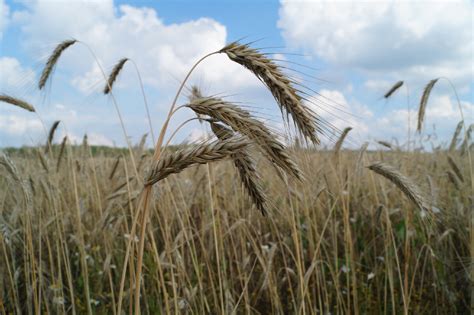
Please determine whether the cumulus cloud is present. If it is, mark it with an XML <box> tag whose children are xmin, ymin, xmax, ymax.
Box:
<box><xmin>14</xmin><ymin>1</ymin><xmax>258</xmax><ymax>95</ymax></box>
<box><xmin>0</xmin><ymin>57</ymin><xmax>36</xmax><ymax>90</ymax></box>
<box><xmin>0</xmin><ymin>114</ymin><xmax>42</xmax><ymax>135</ymax></box>
<box><xmin>278</xmin><ymin>0</ymin><xmax>473</xmax><ymax>87</ymax></box>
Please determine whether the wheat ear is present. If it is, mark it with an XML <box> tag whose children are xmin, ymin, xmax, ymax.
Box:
<box><xmin>220</xmin><ymin>42</ymin><xmax>319</xmax><ymax>144</ymax></box>
<box><xmin>38</xmin><ymin>39</ymin><xmax>77</xmax><ymax>89</ymax></box>
<box><xmin>45</xmin><ymin>120</ymin><xmax>60</xmax><ymax>153</ymax></box>
<box><xmin>417</xmin><ymin>78</ymin><xmax>439</xmax><ymax>132</ymax></box>
<box><xmin>368</xmin><ymin>162</ymin><xmax>430</xmax><ymax>212</ymax></box>
<box><xmin>0</xmin><ymin>94</ymin><xmax>35</xmax><ymax>112</ymax></box>
<box><xmin>210</xmin><ymin>122</ymin><xmax>267</xmax><ymax>215</ymax></box>
<box><xmin>449</xmin><ymin>120</ymin><xmax>464</xmax><ymax>151</ymax></box>
<box><xmin>145</xmin><ymin>137</ymin><xmax>249</xmax><ymax>186</ymax></box>
<box><xmin>447</xmin><ymin>155</ymin><xmax>464</xmax><ymax>183</ymax></box>
<box><xmin>104</xmin><ymin>58</ymin><xmax>128</xmax><ymax>94</ymax></box>
<box><xmin>384</xmin><ymin>81</ymin><xmax>404</xmax><ymax>98</ymax></box>
<box><xmin>334</xmin><ymin>127</ymin><xmax>352</xmax><ymax>154</ymax></box>
<box><xmin>187</xmin><ymin>96</ymin><xmax>301</xmax><ymax>179</ymax></box>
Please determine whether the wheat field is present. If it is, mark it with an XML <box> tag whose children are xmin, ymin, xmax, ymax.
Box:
<box><xmin>0</xmin><ymin>39</ymin><xmax>472</xmax><ymax>314</ymax></box>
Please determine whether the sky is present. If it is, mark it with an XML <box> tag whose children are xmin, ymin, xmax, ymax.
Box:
<box><xmin>0</xmin><ymin>0</ymin><xmax>472</xmax><ymax>149</ymax></box>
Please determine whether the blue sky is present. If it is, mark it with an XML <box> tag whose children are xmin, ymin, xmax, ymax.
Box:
<box><xmin>0</xmin><ymin>0</ymin><xmax>472</xmax><ymax>149</ymax></box>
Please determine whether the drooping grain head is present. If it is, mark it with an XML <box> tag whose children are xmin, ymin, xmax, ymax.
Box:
<box><xmin>145</xmin><ymin>137</ymin><xmax>249</xmax><ymax>186</ymax></box>
<box><xmin>220</xmin><ymin>42</ymin><xmax>320</xmax><ymax>144</ymax></box>
<box><xmin>39</xmin><ymin>39</ymin><xmax>77</xmax><ymax>90</ymax></box>
<box><xmin>368</xmin><ymin>162</ymin><xmax>430</xmax><ymax>213</ymax></box>
<box><xmin>449</xmin><ymin>120</ymin><xmax>464</xmax><ymax>151</ymax></box>
<box><xmin>417</xmin><ymin>78</ymin><xmax>439</xmax><ymax>132</ymax></box>
<box><xmin>187</xmin><ymin>96</ymin><xmax>302</xmax><ymax>179</ymax></box>
<box><xmin>0</xmin><ymin>94</ymin><xmax>35</xmax><ymax>112</ymax></box>
<box><xmin>210</xmin><ymin>121</ymin><xmax>267</xmax><ymax>215</ymax></box>
<box><xmin>384</xmin><ymin>80</ymin><xmax>404</xmax><ymax>98</ymax></box>
<box><xmin>104</xmin><ymin>58</ymin><xmax>129</xmax><ymax>94</ymax></box>
<box><xmin>334</xmin><ymin>127</ymin><xmax>352</xmax><ymax>154</ymax></box>
<box><xmin>45</xmin><ymin>120</ymin><xmax>61</xmax><ymax>153</ymax></box>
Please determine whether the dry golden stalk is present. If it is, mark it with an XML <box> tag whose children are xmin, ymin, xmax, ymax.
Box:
<box><xmin>145</xmin><ymin>137</ymin><xmax>249</xmax><ymax>186</ymax></box>
<box><xmin>38</xmin><ymin>39</ymin><xmax>77</xmax><ymax>89</ymax></box>
<box><xmin>210</xmin><ymin>122</ymin><xmax>267</xmax><ymax>215</ymax></box>
<box><xmin>384</xmin><ymin>81</ymin><xmax>404</xmax><ymax>98</ymax></box>
<box><xmin>220</xmin><ymin>42</ymin><xmax>320</xmax><ymax>144</ymax></box>
<box><xmin>104</xmin><ymin>58</ymin><xmax>128</xmax><ymax>94</ymax></box>
<box><xmin>0</xmin><ymin>94</ymin><xmax>35</xmax><ymax>112</ymax></box>
<box><xmin>187</xmin><ymin>96</ymin><xmax>301</xmax><ymax>179</ymax></box>
<box><xmin>417</xmin><ymin>78</ymin><xmax>439</xmax><ymax>132</ymax></box>
<box><xmin>368</xmin><ymin>162</ymin><xmax>430</xmax><ymax>212</ymax></box>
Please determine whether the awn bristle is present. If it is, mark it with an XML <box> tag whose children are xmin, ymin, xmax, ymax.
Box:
<box><xmin>220</xmin><ymin>42</ymin><xmax>320</xmax><ymax>144</ymax></box>
<box><xmin>0</xmin><ymin>94</ymin><xmax>35</xmax><ymax>112</ymax></box>
<box><xmin>38</xmin><ymin>40</ymin><xmax>77</xmax><ymax>90</ymax></box>
<box><xmin>384</xmin><ymin>80</ymin><xmax>404</xmax><ymax>98</ymax></box>
<box><xmin>334</xmin><ymin>127</ymin><xmax>352</xmax><ymax>154</ymax></box>
<box><xmin>417</xmin><ymin>78</ymin><xmax>439</xmax><ymax>132</ymax></box>
<box><xmin>145</xmin><ymin>137</ymin><xmax>249</xmax><ymax>186</ymax></box>
<box><xmin>187</xmin><ymin>96</ymin><xmax>301</xmax><ymax>179</ymax></box>
<box><xmin>45</xmin><ymin>120</ymin><xmax>61</xmax><ymax>153</ymax></box>
<box><xmin>210</xmin><ymin>122</ymin><xmax>267</xmax><ymax>215</ymax></box>
<box><xmin>447</xmin><ymin>155</ymin><xmax>464</xmax><ymax>183</ymax></box>
<box><xmin>368</xmin><ymin>162</ymin><xmax>430</xmax><ymax>212</ymax></box>
<box><xmin>104</xmin><ymin>58</ymin><xmax>128</xmax><ymax>94</ymax></box>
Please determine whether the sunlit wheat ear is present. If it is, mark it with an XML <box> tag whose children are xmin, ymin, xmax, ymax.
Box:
<box><xmin>187</xmin><ymin>96</ymin><xmax>302</xmax><ymax>179</ymax></box>
<box><xmin>449</xmin><ymin>120</ymin><xmax>464</xmax><ymax>151</ymax></box>
<box><xmin>417</xmin><ymin>78</ymin><xmax>439</xmax><ymax>132</ymax></box>
<box><xmin>368</xmin><ymin>162</ymin><xmax>430</xmax><ymax>212</ymax></box>
<box><xmin>384</xmin><ymin>80</ymin><xmax>404</xmax><ymax>98</ymax></box>
<box><xmin>210</xmin><ymin>122</ymin><xmax>267</xmax><ymax>215</ymax></box>
<box><xmin>220</xmin><ymin>42</ymin><xmax>320</xmax><ymax>144</ymax></box>
<box><xmin>38</xmin><ymin>39</ymin><xmax>77</xmax><ymax>90</ymax></box>
<box><xmin>104</xmin><ymin>58</ymin><xmax>128</xmax><ymax>94</ymax></box>
<box><xmin>0</xmin><ymin>94</ymin><xmax>35</xmax><ymax>112</ymax></box>
<box><xmin>334</xmin><ymin>127</ymin><xmax>352</xmax><ymax>154</ymax></box>
<box><xmin>45</xmin><ymin>120</ymin><xmax>60</xmax><ymax>153</ymax></box>
<box><xmin>145</xmin><ymin>137</ymin><xmax>249</xmax><ymax>186</ymax></box>
<box><xmin>447</xmin><ymin>155</ymin><xmax>464</xmax><ymax>183</ymax></box>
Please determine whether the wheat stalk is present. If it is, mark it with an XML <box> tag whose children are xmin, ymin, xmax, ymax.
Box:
<box><xmin>210</xmin><ymin>122</ymin><xmax>267</xmax><ymax>214</ymax></box>
<box><xmin>368</xmin><ymin>162</ymin><xmax>430</xmax><ymax>212</ymax></box>
<box><xmin>417</xmin><ymin>78</ymin><xmax>439</xmax><ymax>132</ymax></box>
<box><xmin>449</xmin><ymin>120</ymin><xmax>464</xmax><ymax>151</ymax></box>
<box><xmin>220</xmin><ymin>42</ymin><xmax>319</xmax><ymax>144</ymax></box>
<box><xmin>104</xmin><ymin>58</ymin><xmax>128</xmax><ymax>94</ymax></box>
<box><xmin>38</xmin><ymin>39</ymin><xmax>77</xmax><ymax>89</ymax></box>
<box><xmin>187</xmin><ymin>96</ymin><xmax>301</xmax><ymax>179</ymax></box>
<box><xmin>145</xmin><ymin>137</ymin><xmax>249</xmax><ymax>186</ymax></box>
<box><xmin>447</xmin><ymin>155</ymin><xmax>464</xmax><ymax>183</ymax></box>
<box><xmin>0</xmin><ymin>94</ymin><xmax>35</xmax><ymax>112</ymax></box>
<box><xmin>384</xmin><ymin>81</ymin><xmax>404</xmax><ymax>98</ymax></box>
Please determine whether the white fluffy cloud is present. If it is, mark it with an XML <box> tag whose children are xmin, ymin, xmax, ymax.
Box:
<box><xmin>278</xmin><ymin>0</ymin><xmax>473</xmax><ymax>87</ymax></box>
<box><xmin>14</xmin><ymin>1</ymin><xmax>258</xmax><ymax>94</ymax></box>
<box><xmin>0</xmin><ymin>56</ymin><xmax>36</xmax><ymax>89</ymax></box>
